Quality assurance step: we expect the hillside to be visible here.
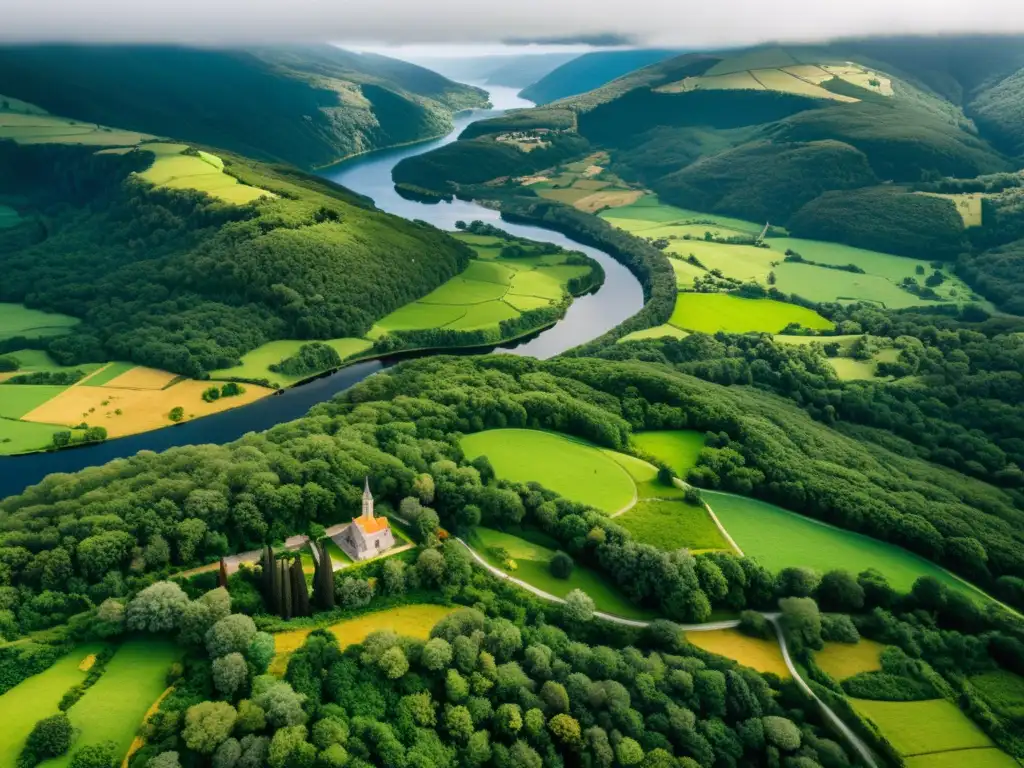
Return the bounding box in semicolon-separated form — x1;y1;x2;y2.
408;51;580;88
520;48;685;104
0;44;489;169
0;135;473;378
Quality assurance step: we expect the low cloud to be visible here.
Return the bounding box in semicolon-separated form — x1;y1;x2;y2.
0;0;1021;46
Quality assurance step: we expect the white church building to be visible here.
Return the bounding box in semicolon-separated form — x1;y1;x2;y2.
338;478;396;561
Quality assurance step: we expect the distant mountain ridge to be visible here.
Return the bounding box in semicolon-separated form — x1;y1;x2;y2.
520;49;685;104
0;44;489;169
407;52;580;88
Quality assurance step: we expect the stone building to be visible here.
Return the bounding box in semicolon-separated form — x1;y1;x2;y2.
338;477;395;561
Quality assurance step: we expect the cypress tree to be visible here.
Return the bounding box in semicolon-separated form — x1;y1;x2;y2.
280;559;292;620
218;557;229;588
292;557;310;617
319;541;336;610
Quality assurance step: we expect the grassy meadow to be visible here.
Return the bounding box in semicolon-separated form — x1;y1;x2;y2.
618;324;690;343
41;639;180;768
134;143;271;205
813;639;885;681
685;629;790;678
0;303;79;341
617;500;731;552
0;643;106;768
669;293;834;334
460;429;636;513
601;450;688;501
269;604;456;676
632;430;705;477
600;196;766;235
471;527;652;620
705;491;983;598
851;697;996;758
210;338;373;387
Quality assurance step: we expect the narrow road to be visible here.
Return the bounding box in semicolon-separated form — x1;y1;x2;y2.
457;537;879;766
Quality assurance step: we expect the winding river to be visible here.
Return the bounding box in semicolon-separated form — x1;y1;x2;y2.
0;85;643;499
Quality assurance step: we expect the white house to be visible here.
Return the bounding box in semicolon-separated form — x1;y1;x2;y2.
338;478;396;561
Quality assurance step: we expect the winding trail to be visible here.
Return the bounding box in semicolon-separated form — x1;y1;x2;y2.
456;536;879;766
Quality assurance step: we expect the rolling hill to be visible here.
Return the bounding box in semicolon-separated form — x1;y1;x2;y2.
0;44;489;169
407;52;580;88
520;48;685;104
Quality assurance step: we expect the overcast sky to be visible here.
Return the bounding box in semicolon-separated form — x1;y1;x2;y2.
0;0;1022;46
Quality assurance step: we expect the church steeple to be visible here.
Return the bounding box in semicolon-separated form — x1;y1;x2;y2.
362;476;374;519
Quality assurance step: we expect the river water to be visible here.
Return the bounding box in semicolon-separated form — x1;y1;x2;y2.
0;85;643;499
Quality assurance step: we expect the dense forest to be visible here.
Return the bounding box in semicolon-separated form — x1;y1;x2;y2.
0;142;472;376
0;45;488;169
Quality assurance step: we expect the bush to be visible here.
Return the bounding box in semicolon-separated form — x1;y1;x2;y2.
842;671;938;701
738;610;771;639
549;551;574;580
820;614;859;643
69;741;118;768
20;713;72;767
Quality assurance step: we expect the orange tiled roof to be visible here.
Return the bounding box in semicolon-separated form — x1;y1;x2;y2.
354;514;389;535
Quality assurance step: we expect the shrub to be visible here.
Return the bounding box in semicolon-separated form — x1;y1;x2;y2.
738;610;771;639
20;713;73;767
549;551;574;580
169;407;185;423
69;741;118;768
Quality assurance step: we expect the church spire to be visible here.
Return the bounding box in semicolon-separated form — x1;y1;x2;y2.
362;476;374;519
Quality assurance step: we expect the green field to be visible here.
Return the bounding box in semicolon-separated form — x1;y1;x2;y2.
470;527;652;619
618;324;691;343
80;362;135;387
460;429;636;513
705;491;984;598
0;643;106;768
666;240;770;284
209;338;373;387
2;350;104;375
668;257;707;288
0;303;79;341
601;450;687;500
904;749;1021;768
851;698;996;758
600;196;766;235
617;500;730;552
632;430;705;478
0;419;84;455
41;638;179;768
0;385;71;419
136;143;270;205
369;234;590;342
971;670;1024;721
670;293;834;334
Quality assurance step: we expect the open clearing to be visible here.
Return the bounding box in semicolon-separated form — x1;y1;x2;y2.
617;500;730;552
851;697;996;758
685;628;790;677
42;638;179;768
459;429;635;513
669;293;834;334
269;604;456;676
21;378;274;438
917;192;985;227
0;643;106;768
471;527;652;620
209;337;373;387
814;639;885;680
601;449;688;501
0;303;79;341
632;430;705;478
618;324;691;343
135;143;270;205
705;491;985;599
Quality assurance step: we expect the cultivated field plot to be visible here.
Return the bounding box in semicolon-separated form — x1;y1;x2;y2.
617;324;691;343
471;527;652;619
0;643;106;768
1;349;104;376
665;241;771;285
43;639;179;768
917;191;985;227
814;639;885;681
269;604;456;675
209;337;373;387
79;361;135;387
669;293;834;334
21;378;275;438
0;303;79;341
136;142;271;205
685;628;790;678
460;429;636;513
632;430;705;478
0;111;152;146
0;418;84;455
528;153;641;213
371;237;591;341
905;749;1020;768
600;196;766;235
103;365;179;390
705;491;983;598
851;698;997;759
971;670;1024;721
618;500;730;552
0;385;71;419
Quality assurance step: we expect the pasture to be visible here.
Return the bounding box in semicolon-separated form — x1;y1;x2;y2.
21;378;274;438
665;240;770;284
0;111;152;146
632;430;705;478
685;629;790;678
370;235;590;342
814;639;885;681
705;491;985;599
617;324;690;343
81;362;136;387
600;196;766;235
0;418;83;455
269;604;456;676
905;750;1020;768
209;338;373;387
459;429;636;513
617;500;730;552
851;698;995;758
601;450;687;500
669;293;834;334
136;143;271;205
0;385;72;419
0;643;106;768
43;638;179;768
0;303;79;341
471;527;652;619
2;349;104;376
